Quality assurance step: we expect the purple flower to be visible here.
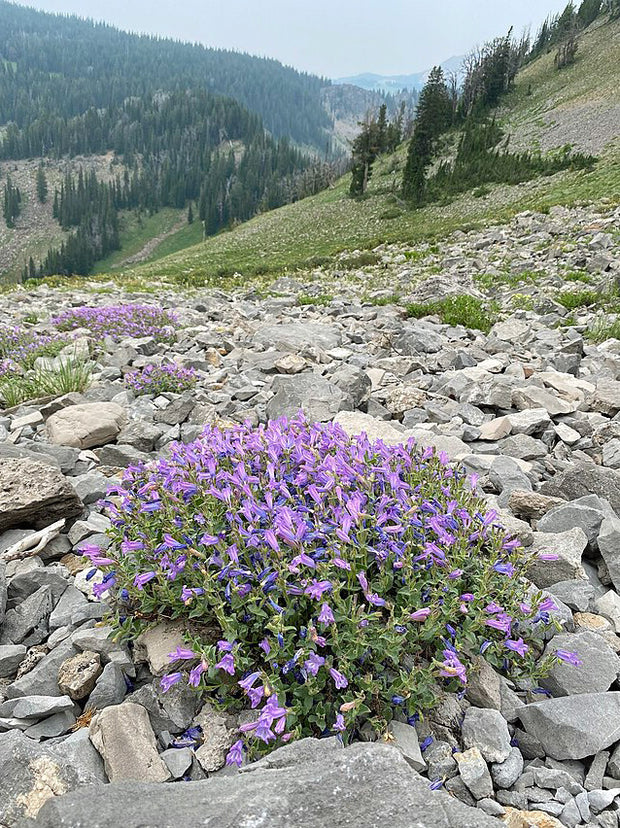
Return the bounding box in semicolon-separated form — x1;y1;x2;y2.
160;672;182;692
505;638;529;657
439;650;467;685
329;667;349;689
304;579;332;600
259;638;271;655
537;552;560;561
493;561;516;577
304;653;325;676
333;714;346;732
189;662;206;687
167;647;197;661
410;608;431;622
225;739;245;767
215;653;235;675
555;649;583;666
238;671;261;692
318;603;335;625
134;571;157;589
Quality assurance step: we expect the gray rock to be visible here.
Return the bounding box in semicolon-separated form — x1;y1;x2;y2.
540;463;620;515
455;746;494;799
161;746;193;779
30;742;503;828
5;638;78;698
8;568;68;604
117;421;163;452
70;471;111;505
536;496;609;546
88;663;128;710
465;657;502;710
518;693;620;760
527;528;588;588
584;751;610;792
154;393;196;426
129;679;199;735
541;631;620;696
266;375;351;422
48;586;90;630
599;514;620;593
330;365;372;408
424;739;458;780
0;728;105;825
491;747;524;789
0;585;54;646
89;702;170;783
2;694;74;719
461;708;511;763
0;458;82;532
194;704;235;773
388;720;426;771
94;443;150;467
0;644;27;678
594;591;620;633
547;580;595;612
24;708;77;740
46;402;127;449
58;650;102;700
254;322;342;354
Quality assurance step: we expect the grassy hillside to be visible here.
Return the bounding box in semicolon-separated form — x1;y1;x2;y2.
118;17;620;289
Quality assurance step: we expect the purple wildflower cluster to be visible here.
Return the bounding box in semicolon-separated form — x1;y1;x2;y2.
52;304;177;343
125;363;198;397
0;326;67;375
95;415;558;763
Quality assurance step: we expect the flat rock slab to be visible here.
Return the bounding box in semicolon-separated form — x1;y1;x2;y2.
30;742;502;828
0;458;82;532
46;403;127;449
253;322;342;353
518;692;620;760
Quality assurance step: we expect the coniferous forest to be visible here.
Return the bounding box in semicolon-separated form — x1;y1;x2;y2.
0;1;346;278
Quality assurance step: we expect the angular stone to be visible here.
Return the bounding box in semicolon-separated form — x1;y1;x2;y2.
518;693;620;760
194;704;235;773
478;417;512;441
540;463;620;515
0;458;82;532
334;411;408;445
387;720;426;771
88;663;128;711
46;403;127;449
491;747;524;789
89;702;170;783
455;746;494;799
465;657;502;710
30;742;503;828
266;375;351;422
541;631;620;696
0;585;54;646
0;644;27;678
461;708;511;763
254;323;341;353
0;728;105;824
134;622;187;676
512;387;576;417
594;591;620;633
599;514;620;593
58;650;102;700
6;638;78;699
506;409;551;436
24;709;76;740
129;679;199;735
527;528;588;588
590;380;620;417
536;496;608;546
161;746;193;779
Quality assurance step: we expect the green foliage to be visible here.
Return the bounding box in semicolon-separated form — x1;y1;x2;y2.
3;175;21;228
0;359;91;408
405;295;496;333
297;293;333;306
339;251;381;269
587;316;620;342
350;105;404;197
35;163;48;203
556;288;600;309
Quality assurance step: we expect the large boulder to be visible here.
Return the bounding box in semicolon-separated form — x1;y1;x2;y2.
30;741;501;828
266;375;351;422
540;463;620;515
253;323;341;354
0;729;105;825
46;403;127;449
518;692;620;760
0;458;82;532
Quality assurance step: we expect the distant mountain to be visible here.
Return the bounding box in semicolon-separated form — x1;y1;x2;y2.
336;55;465;93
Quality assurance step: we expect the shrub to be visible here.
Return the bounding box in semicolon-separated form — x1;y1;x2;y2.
405;295;496;333
339;251;380;270
52;304;177;342
297;294;333;307
557;289;600;310
94;417;562;765
125;363;198;396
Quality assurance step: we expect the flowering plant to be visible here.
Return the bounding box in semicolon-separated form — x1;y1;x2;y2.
0;326;68;373
125;363;198;396
52;304;177;343
94;416;560;765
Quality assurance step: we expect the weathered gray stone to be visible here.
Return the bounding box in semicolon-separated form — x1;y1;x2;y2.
491;747;524;789
161;746;193;779
527;528;588;588
541;631;620;696
461;708;511;763
194;703;236;773
58;650;102;700
6;638;78;698
518;693;620;760
129;679;199;735
0;644;27;678
388;720;426;771
0;458;82;532
87;663;128;711
599;514;620;593
134;622;187;676
536;496;609;546
0;728;105;825
267;374;351;422
89;702;170;783
254;323;341;353
0;585;54;646
455;746;494;799
540;463;620;515
46;402;127;449
1;694;74;720
30;742;503;828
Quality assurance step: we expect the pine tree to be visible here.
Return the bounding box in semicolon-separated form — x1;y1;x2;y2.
349;119;380;197
187;201;194;223
3;176;21;228
36;163;48;203
402;67;452;204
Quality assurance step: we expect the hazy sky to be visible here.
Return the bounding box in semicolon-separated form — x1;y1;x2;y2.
16;0;571;78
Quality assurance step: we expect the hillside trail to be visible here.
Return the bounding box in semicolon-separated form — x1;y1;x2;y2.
115;218;188;267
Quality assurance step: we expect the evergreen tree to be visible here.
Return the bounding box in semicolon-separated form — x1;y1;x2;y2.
35;163;48;202
402;67;452;204
3;175;21;227
187;201;194;223
349;119;380;197
577;0;602;26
